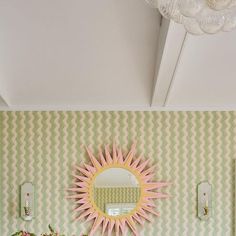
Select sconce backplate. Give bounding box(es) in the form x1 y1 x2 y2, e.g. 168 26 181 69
197 181 211 221
20 182 34 221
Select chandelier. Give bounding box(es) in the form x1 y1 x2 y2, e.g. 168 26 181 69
145 0 236 35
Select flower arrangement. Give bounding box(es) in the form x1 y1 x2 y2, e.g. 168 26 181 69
41 225 65 236
11 225 64 236
11 231 36 236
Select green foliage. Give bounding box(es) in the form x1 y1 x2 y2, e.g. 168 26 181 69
41 225 65 236
11 225 64 236
11 231 36 236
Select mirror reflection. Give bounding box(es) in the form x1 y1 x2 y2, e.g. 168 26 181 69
93 168 140 216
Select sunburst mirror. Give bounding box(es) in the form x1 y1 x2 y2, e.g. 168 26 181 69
67 143 169 236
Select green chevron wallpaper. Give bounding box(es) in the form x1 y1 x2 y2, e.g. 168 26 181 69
0 111 235 236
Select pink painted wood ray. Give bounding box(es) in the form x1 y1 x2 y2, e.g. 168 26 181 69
67 143 170 236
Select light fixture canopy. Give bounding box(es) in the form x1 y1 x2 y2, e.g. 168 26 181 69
145 0 236 35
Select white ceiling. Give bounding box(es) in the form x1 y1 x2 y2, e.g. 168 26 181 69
166 29 236 110
0 1 236 111
0 0 160 109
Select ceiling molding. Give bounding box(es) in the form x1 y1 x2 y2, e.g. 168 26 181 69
151 20 187 107
0 81 10 107
0 96 9 107
1 105 235 112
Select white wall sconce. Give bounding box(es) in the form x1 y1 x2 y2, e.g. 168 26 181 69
197 181 211 221
20 182 34 221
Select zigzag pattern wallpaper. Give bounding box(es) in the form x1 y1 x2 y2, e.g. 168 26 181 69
0 111 235 236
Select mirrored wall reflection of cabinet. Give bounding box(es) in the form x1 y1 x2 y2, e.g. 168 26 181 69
106 203 136 216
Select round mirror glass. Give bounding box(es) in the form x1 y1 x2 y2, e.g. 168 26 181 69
93 168 140 216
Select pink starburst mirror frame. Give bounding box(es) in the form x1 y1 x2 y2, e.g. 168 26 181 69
67 143 170 236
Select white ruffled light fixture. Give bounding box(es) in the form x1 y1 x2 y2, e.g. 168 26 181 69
145 0 236 35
